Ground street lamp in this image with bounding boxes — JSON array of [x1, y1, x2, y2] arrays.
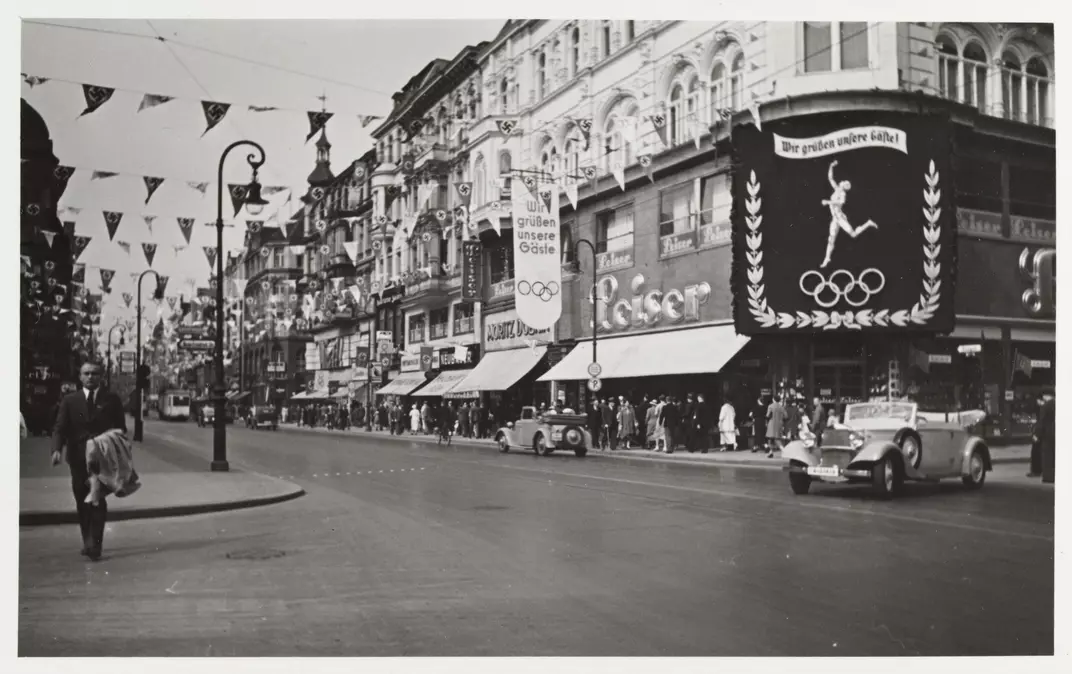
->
[[575, 238, 599, 370], [213, 141, 267, 472], [133, 269, 162, 441], [106, 320, 125, 389]]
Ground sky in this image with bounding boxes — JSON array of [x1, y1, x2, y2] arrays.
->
[[20, 18, 503, 323]]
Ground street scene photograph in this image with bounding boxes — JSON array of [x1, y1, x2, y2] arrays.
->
[[15, 4, 1061, 666]]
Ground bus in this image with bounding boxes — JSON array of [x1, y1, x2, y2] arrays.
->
[[157, 390, 193, 421]]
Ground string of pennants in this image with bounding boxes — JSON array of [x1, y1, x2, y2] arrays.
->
[[52, 163, 292, 207], [21, 73, 385, 138]]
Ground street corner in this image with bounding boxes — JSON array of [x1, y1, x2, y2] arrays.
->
[[20, 470, 305, 527]]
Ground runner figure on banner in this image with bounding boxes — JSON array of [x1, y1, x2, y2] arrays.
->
[[820, 159, 878, 269]]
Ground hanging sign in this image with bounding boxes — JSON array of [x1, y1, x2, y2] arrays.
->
[[461, 240, 482, 303], [511, 181, 562, 330]]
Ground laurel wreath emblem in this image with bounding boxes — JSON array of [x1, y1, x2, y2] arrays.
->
[[745, 160, 942, 330]]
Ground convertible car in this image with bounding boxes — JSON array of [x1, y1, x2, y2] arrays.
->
[[495, 406, 591, 457], [782, 401, 991, 499]]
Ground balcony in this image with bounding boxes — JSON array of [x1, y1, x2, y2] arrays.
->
[[331, 196, 372, 219], [413, 142, 450, 172], [452, 315, 474, 335], [399, 271, 454, 309], [429, 322, 448, 340]]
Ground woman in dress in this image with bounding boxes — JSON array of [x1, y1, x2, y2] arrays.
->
[[718, 398, 737, 452], [617, 400, 636, 449], [409, 404, 421, 434]]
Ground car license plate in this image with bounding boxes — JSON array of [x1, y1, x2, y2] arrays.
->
[[551, 432, 562, 441], [807, 466, 840, 477]]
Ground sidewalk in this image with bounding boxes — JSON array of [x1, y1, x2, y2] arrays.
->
[[276, 422, 1031, 469], [19, 430, 304, 526]]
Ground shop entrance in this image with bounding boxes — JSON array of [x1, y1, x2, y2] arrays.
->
[[810, 337, 866, 418]]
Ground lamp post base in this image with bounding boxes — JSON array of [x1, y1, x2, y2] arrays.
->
[[210, 460, 230, 472]]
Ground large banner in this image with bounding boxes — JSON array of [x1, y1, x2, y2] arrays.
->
[[512, 177, 563, 330], [731, 113, 956, 334]]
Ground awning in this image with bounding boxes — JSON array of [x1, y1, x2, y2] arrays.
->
[[289, 392, 308, 401], [331, 389, 349, 399], [228, 391, 251, 402], [375, 372, 430, 396], [411, 369, 474, 397], [452, 346, 546, 393], [538, 325, 750, 381]]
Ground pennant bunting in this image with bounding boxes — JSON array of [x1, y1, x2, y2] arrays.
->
[[142, 242, 158, 267], [73, 235, 91, 259], [117, 241, 131, 256], [200, 100, 231, 136], [203, 246, 218, 269], [569, 117, 593, 150], [91, 170, 118, 180], [143, 176, 165, 204], [307, 110, 334, 141], [248, 105, 279, 112], [612, 163, 626, 191], [156, 274, 169, 296], [72, 264, 86, 284], [648, 112, 669, 148], [177, 217, 194, 244], [638, 154, 655, 183], [103, 211, 122, 240], [748, 92, 763, 131], [565, 183, 579, 210], [22, 73, 50, 88], [228, 184, 248, 217], [247, 220, 263, 234], [79, 84, 115, 117], [138, 93, 173, 112], [1013, 350, 1033, 377], [38, 229, 57, 247], [359, 115, 382, 128], [167, 296, 178, 310], [53, 164, 75, 187], [99, 268, 114, 291], [143, 214, 156, 233], [186, 181, 209, 195], [122, 292, 133, 308]]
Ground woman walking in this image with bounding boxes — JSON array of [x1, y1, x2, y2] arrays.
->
[[617, 400, 636, 449], [718, 398, 737, 452], [408, 404, 421, 435]]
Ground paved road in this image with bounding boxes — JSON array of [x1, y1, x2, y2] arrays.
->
[[19, 420, 1054, 657]]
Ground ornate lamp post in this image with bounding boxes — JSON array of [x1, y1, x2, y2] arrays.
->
[[133, 269, 162, 441], [212, 141, 268, 472]]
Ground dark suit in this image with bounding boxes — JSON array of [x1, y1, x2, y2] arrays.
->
[[52, 388, 127, 553]]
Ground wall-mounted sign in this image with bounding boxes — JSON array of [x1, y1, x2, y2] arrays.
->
[[420, 345, 434, 372], [484, 308, 552, 352], [928, 354, 952, 364], [1019, 247, 1056, 317], [593, 272, 711, 335], [461, 240, 482, 303], [400, 354, 421, 372], [511, 181, 562, 330], [596, 248, 634, 273]]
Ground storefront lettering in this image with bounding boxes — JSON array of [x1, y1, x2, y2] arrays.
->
[[594, 272, 710, 333], [597, 248, 633, 272], [1019, 247, 1056, 316], [484, 309, 552, 351]]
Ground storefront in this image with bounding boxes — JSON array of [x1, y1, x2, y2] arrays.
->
[[411, 344, 481, 400]]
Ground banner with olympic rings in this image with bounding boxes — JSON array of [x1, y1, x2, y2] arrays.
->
[[730, 111, 957, 334], [511, 179, 563, 330]]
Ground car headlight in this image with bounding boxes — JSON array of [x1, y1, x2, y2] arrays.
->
[[849, 432, 865, 449]]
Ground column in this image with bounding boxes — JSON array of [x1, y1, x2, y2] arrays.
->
[[989, 61, 1004, 118], [1019, 66, 1029, 124]]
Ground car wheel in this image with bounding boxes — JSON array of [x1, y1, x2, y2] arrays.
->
[[872, 454, 898, 499], [962, 450, 987, 490], [900, 432, 922, 470], [496, 434, 510, 453], [574, 447, 588, 458], [534, 434, 552, 456], [789, 473, 812, 495]]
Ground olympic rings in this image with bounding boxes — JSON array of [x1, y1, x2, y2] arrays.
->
[[517, 280, 560, 303], [799, 268, 886, 309]]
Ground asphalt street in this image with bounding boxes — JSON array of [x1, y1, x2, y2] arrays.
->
[[19, 419, 1054, 657]]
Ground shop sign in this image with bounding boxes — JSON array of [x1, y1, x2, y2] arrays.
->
[[660, 230, 697, 258], [350, 367, 369, 382], [699, 220, 731, 248], [438, 344, 478, 369], [313, 370, 328, 391], [731, 114, 956, 334], [594, 272, 710, 334], [400, 354, 421, 372], [461, 240, 482, 302], [484, 308, 552, 352], [380, 285, 406, 304], [1031, 359, 1052, 369], [596, 248, 634, 273], [928, 354, 952, 364], [1019, 247, 1056, 317], [490, 278, 514, 299], [959, 208, 1058, 245]]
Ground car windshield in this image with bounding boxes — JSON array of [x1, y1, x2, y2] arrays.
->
[[843, 402, 915, 423], [173, 396, 190, 406]]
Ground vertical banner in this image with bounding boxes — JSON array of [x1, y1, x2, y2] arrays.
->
[[511, 182, 562, 330], [419, 345, 434, 372], [461, 240, 483, 303]]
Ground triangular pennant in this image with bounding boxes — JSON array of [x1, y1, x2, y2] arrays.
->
[[565, 183, 579, 210], [496, 118, 519, 143], [122, 292, 133, 308], [79, 84, 115, 117], [99, 268, 114, 289], [648, 113, 669, 148], [263, 185, 288, 195], [143, 214, 156, 233], [342, 241, 359, 262], [143, 176, 165, 204], [454, 182, 473, 207], [72, 264, 86, 283], [201, 100, 231, 136], [66, 206, 82, 215], [42, 230, 57, 247], [137, 93, 174, 112], [638, 154, 655, 183], [156, 275, 169, 296], [612, 163, 626, 191], [167, 296, 177, 310], [748, 92, 763, 131], [690, 115, 704, 150], [228, 184, 247, 217], [73, 235, 91, 259], [91, 170, 118, 180], [539, 188, 553, 214], [117, 241, 131, 255], [103, 211, 123, 240], [359, 115, 382, 128], [142, 242, 158, 267], [53, 164, 75, 184], [519, 174, 540, 199], [22, 73, 50, 88], [307, 111, 334, 141], [177, 217, 194, 244], [569, 117, 593, 150], [186, 181, 209, 195], [203, 246, 218, 269]]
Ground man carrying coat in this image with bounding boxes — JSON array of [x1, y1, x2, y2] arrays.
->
[[51, 361, 127, 561]]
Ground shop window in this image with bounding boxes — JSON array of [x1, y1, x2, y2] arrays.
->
[[489, 239, 515, 283], [699, 174, 731, 225], [570, 26, 580, 76], [1009, 165, 1056, 221], [429, 308, 449, 340], [954, 156, 1002, 215], [658, 182, 694, 237], [595, 206, 634, 255], [560, 221, 575, 266], [453, 303, 474, 334], [408, 313, 425, 344]]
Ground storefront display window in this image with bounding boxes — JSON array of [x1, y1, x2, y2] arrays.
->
[[596, 205, 634, 255]]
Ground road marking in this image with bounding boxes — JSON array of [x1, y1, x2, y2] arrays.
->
[[335, 473, 341, 476]]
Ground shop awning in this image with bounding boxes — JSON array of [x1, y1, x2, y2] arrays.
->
[[290, 392, 308, 401], [376, 372, 430, 396], [452, 346, 547, 393], [538, 325, 750, 381], [412, 369, 474, 397], [227, 391, 251, 402]]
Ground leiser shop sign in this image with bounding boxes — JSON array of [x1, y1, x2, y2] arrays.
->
[[484, 309, 552, 352]]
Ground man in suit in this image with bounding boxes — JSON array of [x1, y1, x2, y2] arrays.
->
[[51, 360, 127, 561]]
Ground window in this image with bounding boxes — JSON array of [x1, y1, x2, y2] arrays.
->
[[489, 239, 514, 283], [669, 84, 683, 146], [659, 182, 694, 237], [954, 157, 1002, 214], [1009, 165, 1055, 221], [603, 109, 636, 173], [624, 20, 634, 43], [803, 21, 869, 72], [498, 151, 512, 199], [570, 27, 580, 76], [500, 78, 509, 113], [1026, 57, 1050, 126], [962, 42, 988, 112], [429, 307, 449, 340], [408, 313, 425, 344], [730, 53, 744, 109], [602, 21, 611, 58], [699, 174, 731, 225], [560, 221, 575, 266], [563, 128, 583, 181], [936, 35, 959, 101], [595, 206, 634, 255], [538, 51, 548, 100], [473, 155, 486, 205], [710, 62, 727, 115], [273, 247, 284, 268], [453, 302, 474, 334]]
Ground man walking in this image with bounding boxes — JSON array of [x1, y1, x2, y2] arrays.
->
[[51, 361, 127, 561]]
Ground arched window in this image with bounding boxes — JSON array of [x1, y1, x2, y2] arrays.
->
[[709, 61, 727, 118], [570, 27, 580, 77], [539, 141, 558, 180], [498, 151, 512, 199], [538, 51, 548, 100], [624, 20, 635, 43], [563, 127, 583, 183], [669, 83, 683, 146], [604, 99, 639, 172], [500, 78, 510, 113], [963, 42, 988, 112], [1026, 56, 1050, 127], [602, 20, 611, 58], [1001, 51, 1024, 122], [730, 52, 744, 110], [936, 34, 959, 101], [473, 155, 486, 206], [686, 74, 700, 120]]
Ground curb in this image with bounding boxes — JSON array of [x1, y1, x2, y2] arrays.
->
[[19, 484, 305, 527], [274, 423, 1030, 468]]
